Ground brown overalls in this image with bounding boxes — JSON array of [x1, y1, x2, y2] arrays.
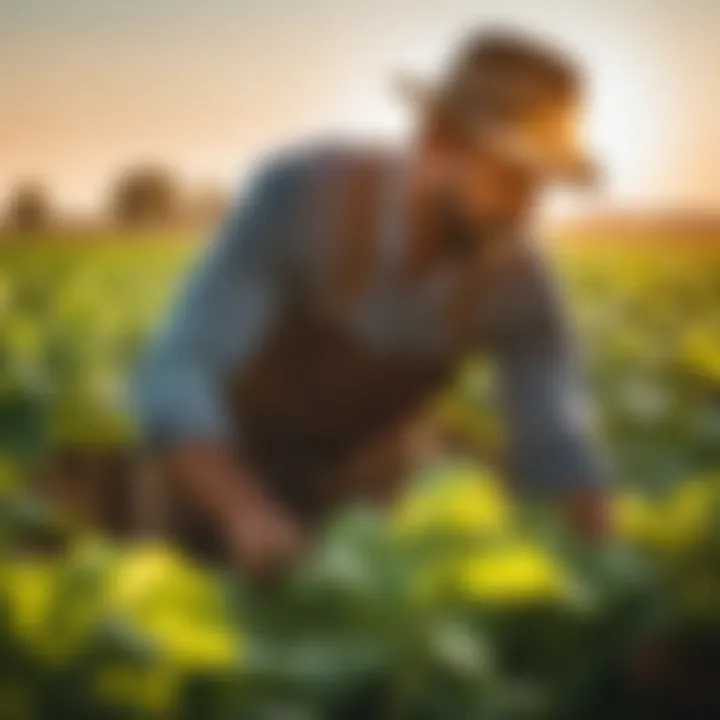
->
[[163, 156, 495, 561]]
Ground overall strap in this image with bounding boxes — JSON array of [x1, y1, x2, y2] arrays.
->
[[326, 154, 390, 315], [444, 223, 525, 352]]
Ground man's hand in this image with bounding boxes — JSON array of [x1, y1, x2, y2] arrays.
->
[[562, 488, 612, 541], [161, 441, 305, 584], [223, 489, 305, 585]]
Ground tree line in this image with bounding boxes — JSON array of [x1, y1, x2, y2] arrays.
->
[[1, 165, 230, 234]]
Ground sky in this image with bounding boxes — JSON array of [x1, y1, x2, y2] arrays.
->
[[1, 0, 718, 214]]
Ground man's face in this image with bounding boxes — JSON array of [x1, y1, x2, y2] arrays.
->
[[433, 141, 542, 234]]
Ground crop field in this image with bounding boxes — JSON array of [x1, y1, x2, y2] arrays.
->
[[0, 233, 719, 718]]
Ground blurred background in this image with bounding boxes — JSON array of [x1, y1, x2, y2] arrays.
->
[[1, 1, 719, 718]]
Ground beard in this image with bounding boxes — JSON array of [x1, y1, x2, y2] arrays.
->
[[432, 189, 506, 261]]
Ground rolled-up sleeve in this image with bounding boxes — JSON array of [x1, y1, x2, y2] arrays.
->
[[493, 245, 608, 495], [133, 161, 299, 447]]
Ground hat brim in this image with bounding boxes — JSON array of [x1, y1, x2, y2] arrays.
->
[[485, 127, 601, 188], [394, 74, 442, 110]]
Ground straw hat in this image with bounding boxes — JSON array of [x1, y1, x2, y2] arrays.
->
[[399, 30, 599, 187]]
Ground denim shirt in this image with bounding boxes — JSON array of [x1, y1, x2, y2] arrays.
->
[[134, 144, 607, 495]]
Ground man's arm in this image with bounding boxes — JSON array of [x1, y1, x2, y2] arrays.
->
[[134, 159, 306, 578], [492, 242, 610, 539]]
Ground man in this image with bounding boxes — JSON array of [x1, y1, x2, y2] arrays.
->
[[135, 30, 609, 582]]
